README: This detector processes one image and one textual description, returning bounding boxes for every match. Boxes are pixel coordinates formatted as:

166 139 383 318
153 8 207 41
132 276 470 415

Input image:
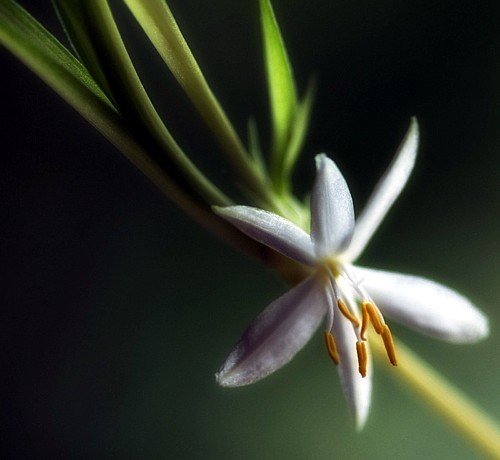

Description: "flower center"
320 261 397 377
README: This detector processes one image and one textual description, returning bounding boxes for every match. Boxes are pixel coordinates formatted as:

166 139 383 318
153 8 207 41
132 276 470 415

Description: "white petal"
332 315 372 429
214 205 316 265
310 154 355 258
353 266 489 343
344 119 419 262
216 274 326 387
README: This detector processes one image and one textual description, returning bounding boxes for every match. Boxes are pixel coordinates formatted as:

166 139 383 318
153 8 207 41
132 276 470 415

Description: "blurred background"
1 0 499 458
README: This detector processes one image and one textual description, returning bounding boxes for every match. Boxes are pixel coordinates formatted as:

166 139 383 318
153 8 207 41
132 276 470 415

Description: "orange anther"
360 303 370 340
381 325 398 366
364 301 383 334
356 341 367 377
324 331 340 365
337 299 360 327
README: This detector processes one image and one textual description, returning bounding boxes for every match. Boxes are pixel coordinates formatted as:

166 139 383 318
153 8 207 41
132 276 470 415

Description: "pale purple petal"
214 205 316 265
310 154 355 258
353 266 489 343
216 274 326 387
332 314 372 429
344 119 419 262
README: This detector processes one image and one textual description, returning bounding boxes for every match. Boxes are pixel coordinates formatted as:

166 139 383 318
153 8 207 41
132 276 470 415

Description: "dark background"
1 0 499 458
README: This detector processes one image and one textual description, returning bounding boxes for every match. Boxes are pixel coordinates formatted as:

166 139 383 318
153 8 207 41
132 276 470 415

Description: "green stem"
371 338 500 458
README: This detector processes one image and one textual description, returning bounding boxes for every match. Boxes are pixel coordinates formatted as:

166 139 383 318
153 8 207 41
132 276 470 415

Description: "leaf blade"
123 0 271 203
54 0 231 206
0 0 302 272
0 0 223 232
260 0 297 175
282 77 316 178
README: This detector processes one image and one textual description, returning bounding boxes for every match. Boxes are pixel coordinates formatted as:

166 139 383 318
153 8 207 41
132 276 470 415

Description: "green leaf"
247 117 265 176
282 77 316 179
0 0 226 234
260 0 297 173
123 0 270 203
0 0 303 266
53 0 231 206
52 0 114 101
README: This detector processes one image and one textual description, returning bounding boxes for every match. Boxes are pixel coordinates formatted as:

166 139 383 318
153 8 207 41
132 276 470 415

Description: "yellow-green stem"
371 338 500 459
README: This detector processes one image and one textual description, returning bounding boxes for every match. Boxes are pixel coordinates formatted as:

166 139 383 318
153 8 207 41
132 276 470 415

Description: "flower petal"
353 266 489 343
216 274 326 387
310 154 355 258
214 205 316 265
332 314 372 429
344 119 419 262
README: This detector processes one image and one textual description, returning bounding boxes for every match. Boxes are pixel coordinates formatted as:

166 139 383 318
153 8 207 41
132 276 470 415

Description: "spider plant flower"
213 119 488 428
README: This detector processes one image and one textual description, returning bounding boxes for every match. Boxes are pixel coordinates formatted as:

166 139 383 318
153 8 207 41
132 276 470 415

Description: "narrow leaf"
53 0 114 100
123 0 269 202
0 0 305 278
54 0 230 206
282 77 316 178
247 118 265 176
260 0 297 171
0 0 228 237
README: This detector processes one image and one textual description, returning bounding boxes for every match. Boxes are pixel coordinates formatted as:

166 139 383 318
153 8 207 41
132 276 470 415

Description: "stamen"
360 303 370 340
363 301 384 334
324 331 340 365
356 341 367 377
337 299 360 327
381 325 398 366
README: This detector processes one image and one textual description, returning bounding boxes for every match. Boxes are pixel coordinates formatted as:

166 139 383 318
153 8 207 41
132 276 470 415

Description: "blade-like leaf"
260 0 297 177
282 77 316 181
53 0 230 206
0 0 230 237
123 0 270 203
0 0 317 279
247 117 266 176
53 0 114 101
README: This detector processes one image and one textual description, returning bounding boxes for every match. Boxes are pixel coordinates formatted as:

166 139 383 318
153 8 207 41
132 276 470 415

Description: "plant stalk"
370 338 500 459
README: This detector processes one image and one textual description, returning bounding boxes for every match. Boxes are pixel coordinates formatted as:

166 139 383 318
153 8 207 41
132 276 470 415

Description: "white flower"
213 119 489 428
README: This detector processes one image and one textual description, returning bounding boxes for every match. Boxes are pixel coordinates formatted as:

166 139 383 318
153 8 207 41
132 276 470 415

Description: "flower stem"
371 338 500 459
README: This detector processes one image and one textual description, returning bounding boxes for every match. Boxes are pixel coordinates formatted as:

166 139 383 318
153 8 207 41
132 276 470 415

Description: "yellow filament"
381 325 398 366
364 301 384 334
324 331 340 365
356 341 367 377
337 299 360 327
